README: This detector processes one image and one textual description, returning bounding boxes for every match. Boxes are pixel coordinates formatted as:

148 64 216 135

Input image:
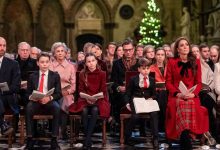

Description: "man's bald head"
0 37 6 57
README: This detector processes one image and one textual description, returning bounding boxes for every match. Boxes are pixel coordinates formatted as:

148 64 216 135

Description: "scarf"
122 56 137 71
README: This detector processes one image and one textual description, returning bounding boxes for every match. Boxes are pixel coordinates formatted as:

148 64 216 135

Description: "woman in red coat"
165 37 210 149
150 47 168 131
69 53 110 149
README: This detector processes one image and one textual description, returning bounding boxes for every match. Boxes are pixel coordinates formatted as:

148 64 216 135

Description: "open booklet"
79 92 104 101
133 98 160 114
0 82 9 92
178 81 197 96
29 88 55 101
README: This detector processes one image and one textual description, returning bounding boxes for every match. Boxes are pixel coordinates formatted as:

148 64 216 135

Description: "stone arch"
76 34 104 52
69 0 111 23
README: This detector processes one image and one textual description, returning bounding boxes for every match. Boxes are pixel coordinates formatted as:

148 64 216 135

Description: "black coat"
110 58 139 93
16 56 39 81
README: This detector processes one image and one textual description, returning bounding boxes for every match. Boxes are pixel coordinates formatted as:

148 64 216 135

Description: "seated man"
0 37 21 136
25 52 62 150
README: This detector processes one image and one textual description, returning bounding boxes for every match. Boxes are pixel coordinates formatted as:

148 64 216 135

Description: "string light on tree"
139 0 163 46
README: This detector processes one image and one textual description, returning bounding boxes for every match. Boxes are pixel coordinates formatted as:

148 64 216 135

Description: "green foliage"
139 0 163 46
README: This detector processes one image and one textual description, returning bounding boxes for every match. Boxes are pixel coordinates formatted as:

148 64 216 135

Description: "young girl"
69 53 110 149
150 47 167 131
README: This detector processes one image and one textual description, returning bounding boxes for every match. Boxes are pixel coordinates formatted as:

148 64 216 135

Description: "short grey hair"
51 42 68 56
31 47 41 53
18 42 31 50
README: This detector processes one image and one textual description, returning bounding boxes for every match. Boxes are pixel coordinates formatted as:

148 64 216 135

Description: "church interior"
0 0 219 56
1 0 220 149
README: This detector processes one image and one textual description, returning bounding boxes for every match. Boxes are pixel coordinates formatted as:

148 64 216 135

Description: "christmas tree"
139 0 163 46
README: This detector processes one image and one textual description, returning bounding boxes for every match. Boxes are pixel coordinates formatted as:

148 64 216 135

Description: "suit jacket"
111 58 139 92
0 57 21 114
125 75 156 106
0 57 21 95
27 70 62 101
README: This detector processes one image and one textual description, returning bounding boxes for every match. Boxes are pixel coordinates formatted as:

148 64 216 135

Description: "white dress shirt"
139 73 150 88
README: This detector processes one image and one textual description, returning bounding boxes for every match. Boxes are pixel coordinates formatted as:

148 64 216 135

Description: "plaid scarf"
176 98 196 136
122 56 137 71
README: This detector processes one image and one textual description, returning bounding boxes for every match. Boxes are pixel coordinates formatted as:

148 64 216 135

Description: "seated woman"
165 37 214 150
49 42 76 140
69 53 110 150
150 47 167 131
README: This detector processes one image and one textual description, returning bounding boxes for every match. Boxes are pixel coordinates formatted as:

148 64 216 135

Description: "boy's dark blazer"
27 70 62 101
124 75 156 107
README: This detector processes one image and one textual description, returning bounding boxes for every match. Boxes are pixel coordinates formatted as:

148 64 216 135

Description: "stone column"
64 23 75 56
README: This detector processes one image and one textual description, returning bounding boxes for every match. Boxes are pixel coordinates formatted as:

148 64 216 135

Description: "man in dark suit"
110 39 139 127
25 52 62 150
0 37 21 136
15 42 39 106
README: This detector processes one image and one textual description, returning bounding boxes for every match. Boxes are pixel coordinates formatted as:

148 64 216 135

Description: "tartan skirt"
165 97 209 140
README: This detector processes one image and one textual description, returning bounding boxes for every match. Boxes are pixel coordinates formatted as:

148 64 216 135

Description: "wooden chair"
20 114 53 145
69 114 107 147
1 113 14 148
119 71 155 145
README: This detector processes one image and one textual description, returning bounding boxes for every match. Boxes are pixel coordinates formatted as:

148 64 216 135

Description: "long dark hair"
174 37 197 76
81 53 99 86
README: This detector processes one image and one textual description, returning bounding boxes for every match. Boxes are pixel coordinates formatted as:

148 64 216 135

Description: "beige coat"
214 63 220 101
200 59 216 101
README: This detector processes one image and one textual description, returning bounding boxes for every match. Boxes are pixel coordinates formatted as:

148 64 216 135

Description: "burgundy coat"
69 69 110 118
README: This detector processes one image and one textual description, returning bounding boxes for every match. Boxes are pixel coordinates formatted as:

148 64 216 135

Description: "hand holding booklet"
30 88 55 101
0 82 9 92
133 98 160 114
178 81 197 96
79 92 104 102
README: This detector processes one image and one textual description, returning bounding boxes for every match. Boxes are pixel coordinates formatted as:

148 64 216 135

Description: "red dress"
165 58 209 140
69 69 110 118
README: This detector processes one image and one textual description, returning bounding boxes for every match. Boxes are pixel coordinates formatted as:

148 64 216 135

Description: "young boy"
25 52 62 150
124 58 159 148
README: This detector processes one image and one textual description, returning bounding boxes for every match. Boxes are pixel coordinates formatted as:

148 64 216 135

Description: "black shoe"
50 138 60 150
1 122 13 136
83 146 92 150
124 138 136 146
24 138 34 150
153 139 159 149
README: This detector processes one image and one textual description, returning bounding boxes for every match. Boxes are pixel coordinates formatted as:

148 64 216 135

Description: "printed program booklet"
30 88 55 101
79 92 104 101
133 98 160 114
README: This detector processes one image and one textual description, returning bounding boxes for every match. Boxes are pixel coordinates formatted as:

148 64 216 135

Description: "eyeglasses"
123 48 134 52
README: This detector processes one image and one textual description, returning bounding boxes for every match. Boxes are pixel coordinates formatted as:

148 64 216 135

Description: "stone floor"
0 131 219 150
